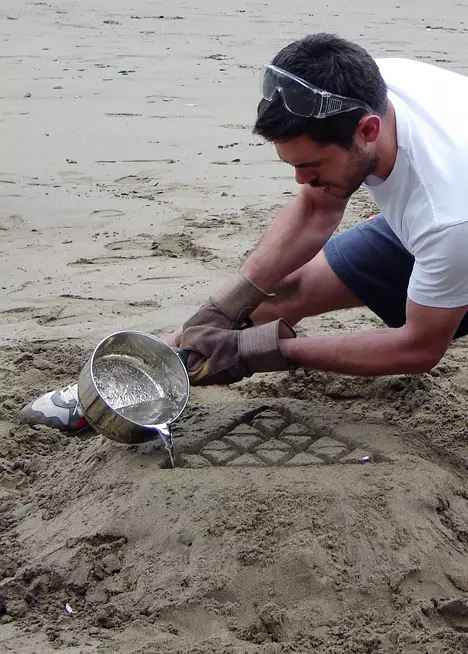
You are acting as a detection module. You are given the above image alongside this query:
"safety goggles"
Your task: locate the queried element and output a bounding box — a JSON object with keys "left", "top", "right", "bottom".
{"left": 261, "top": 64, "right": 369, "bottom": 119}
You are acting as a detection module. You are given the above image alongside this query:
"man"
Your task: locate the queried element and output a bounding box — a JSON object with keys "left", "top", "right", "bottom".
{"left": 23, "top": 33, "right": 468, "bottom": 431}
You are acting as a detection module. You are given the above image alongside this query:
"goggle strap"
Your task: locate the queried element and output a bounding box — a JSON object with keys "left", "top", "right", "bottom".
{"left": 320, "top": 95, "right": 362, "bottom": 118}
{"left": 327, "top": 96, "right": 344, "bottom": 113}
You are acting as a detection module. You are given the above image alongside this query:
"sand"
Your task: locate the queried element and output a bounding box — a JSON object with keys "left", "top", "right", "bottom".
{"left": 2, "top": 0, "right": 468, "bottom": 652}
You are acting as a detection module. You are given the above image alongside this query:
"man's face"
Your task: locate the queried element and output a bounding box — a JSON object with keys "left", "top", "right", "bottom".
{"left": 275, "top": 133, "right": 378, "bottom": 199}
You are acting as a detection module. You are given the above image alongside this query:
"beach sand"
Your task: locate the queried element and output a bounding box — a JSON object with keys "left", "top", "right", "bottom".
{"left": 2, "top": 1, "right": 468, "bottom": 652}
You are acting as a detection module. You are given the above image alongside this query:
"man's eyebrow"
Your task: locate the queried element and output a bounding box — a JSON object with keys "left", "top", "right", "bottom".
{"left": 278, "top": 154, "right": 322, "bottom": 168}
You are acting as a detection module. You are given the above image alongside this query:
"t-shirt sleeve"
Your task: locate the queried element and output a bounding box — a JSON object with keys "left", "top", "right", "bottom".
{"left": 408, "top": 222, "right": 468, "bottom": 308}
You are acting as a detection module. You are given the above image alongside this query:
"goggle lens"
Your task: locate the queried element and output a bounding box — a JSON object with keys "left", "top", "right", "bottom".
{"left": 261, "top": 65, "right": 366, "bottom": 119}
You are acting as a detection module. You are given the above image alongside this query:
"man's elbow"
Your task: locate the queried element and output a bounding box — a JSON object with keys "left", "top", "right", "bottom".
{"left": 407, "top": 348, "right": 444, "bottom": 374}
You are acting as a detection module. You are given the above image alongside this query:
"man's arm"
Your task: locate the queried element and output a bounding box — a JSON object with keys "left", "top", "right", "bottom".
{"left": 240, "top": 185, "right": 347, "bottom": 292}
{"left": 165, "top": 186, "right": 347, "bottom": 348}
{"left": 280, "top": 299, "right": 467, "bottom": 375}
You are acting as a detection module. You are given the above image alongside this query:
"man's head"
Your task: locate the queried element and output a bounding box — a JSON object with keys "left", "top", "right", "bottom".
{"left": 254, "top": 34, "right": 389, "bottom": 198}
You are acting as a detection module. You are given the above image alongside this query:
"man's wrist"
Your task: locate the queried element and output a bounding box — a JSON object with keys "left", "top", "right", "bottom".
{"left": 278, "top": 336, "right": 297, "bottom": 364}
{"left": 240, "top": 319, "right": 296, "bottom": 373}
{"left": 238, "top": 272, "right": 275, "bottom": 298}
{"left": 211, "top": 272, "right": 274, "bottom": 323}
{"left": 239, "top": 260, "right": 279, "bottom": 296}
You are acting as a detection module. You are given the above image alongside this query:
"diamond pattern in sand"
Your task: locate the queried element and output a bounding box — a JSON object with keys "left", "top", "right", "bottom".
{"left": 180, "top": 409, "right": 373, "bottom": 468}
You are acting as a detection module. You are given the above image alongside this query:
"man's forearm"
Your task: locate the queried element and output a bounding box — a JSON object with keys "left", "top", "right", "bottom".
{"left": 280, "top": 327, "right": 440, "bottom": 376}
{"left": 240, "top": 190, "right": 345, "bottom": 292}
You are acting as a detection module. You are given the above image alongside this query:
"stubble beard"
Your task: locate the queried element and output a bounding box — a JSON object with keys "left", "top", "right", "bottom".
{"left": 339, "top": 148, "right": 379, "bottom": 199}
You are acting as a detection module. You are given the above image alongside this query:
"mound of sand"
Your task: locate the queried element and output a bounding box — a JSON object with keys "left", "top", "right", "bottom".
{"left": 2, "top": 341, "right": 468, "bottom": 653}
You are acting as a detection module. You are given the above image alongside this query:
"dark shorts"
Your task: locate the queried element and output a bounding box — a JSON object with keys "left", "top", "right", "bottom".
{"left": 323, "top": 213, "right": 468, "bottom": 339}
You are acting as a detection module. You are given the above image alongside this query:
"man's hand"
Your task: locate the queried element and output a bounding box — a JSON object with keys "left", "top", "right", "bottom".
{"left": 173, "top": 272, "right": 274, "bottom": 348}
{"left": 179, "top": 319, "right": 296, "bottom": 386}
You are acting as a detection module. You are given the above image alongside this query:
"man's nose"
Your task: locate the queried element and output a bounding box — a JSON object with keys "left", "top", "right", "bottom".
{"left": 295, "top": 168, "right": 316, "bottom": 185}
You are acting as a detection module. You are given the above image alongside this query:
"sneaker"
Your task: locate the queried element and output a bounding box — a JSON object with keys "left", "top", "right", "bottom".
{"left": 21, "top": 383, "right": 89, "bottom": 432}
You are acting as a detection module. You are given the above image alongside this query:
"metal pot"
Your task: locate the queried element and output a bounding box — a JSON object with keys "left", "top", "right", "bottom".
{"left": 77, "top": 330, "right": 189, "bottom": 446}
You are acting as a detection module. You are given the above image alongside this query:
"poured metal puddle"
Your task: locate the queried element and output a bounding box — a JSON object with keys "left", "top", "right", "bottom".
{"left": 93, "top": 355, "right": 178, "bottom": 467}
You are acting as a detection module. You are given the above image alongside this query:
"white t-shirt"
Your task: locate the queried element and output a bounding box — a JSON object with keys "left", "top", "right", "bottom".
{"left": 363, "top": 58, "right": 468, "bottom": 308}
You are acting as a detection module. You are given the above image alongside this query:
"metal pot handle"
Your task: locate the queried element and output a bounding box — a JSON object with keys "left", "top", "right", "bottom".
{"left": 177, "top": 348, "right": 191, "bottom": 369}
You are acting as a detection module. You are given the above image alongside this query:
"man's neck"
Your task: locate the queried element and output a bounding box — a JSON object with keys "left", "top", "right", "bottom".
{"left": 373, "top": 100, "right": 398, "bottom": 181}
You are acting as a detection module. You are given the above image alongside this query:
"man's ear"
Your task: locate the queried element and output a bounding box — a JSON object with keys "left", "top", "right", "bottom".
{"left": 356, "top": 114, "right": 381, "bottom": 146}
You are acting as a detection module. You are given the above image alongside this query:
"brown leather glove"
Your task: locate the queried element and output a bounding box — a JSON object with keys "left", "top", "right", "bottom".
{"left": 179, "top": 319, "right": 296, "bottom": 386}
{"left": 174, "top": 272, "right": 274, "bottom": 347}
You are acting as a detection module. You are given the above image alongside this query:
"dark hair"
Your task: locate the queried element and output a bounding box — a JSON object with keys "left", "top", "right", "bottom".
{"left": 254, "top": 33, "right": 387, "bottom": 149}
